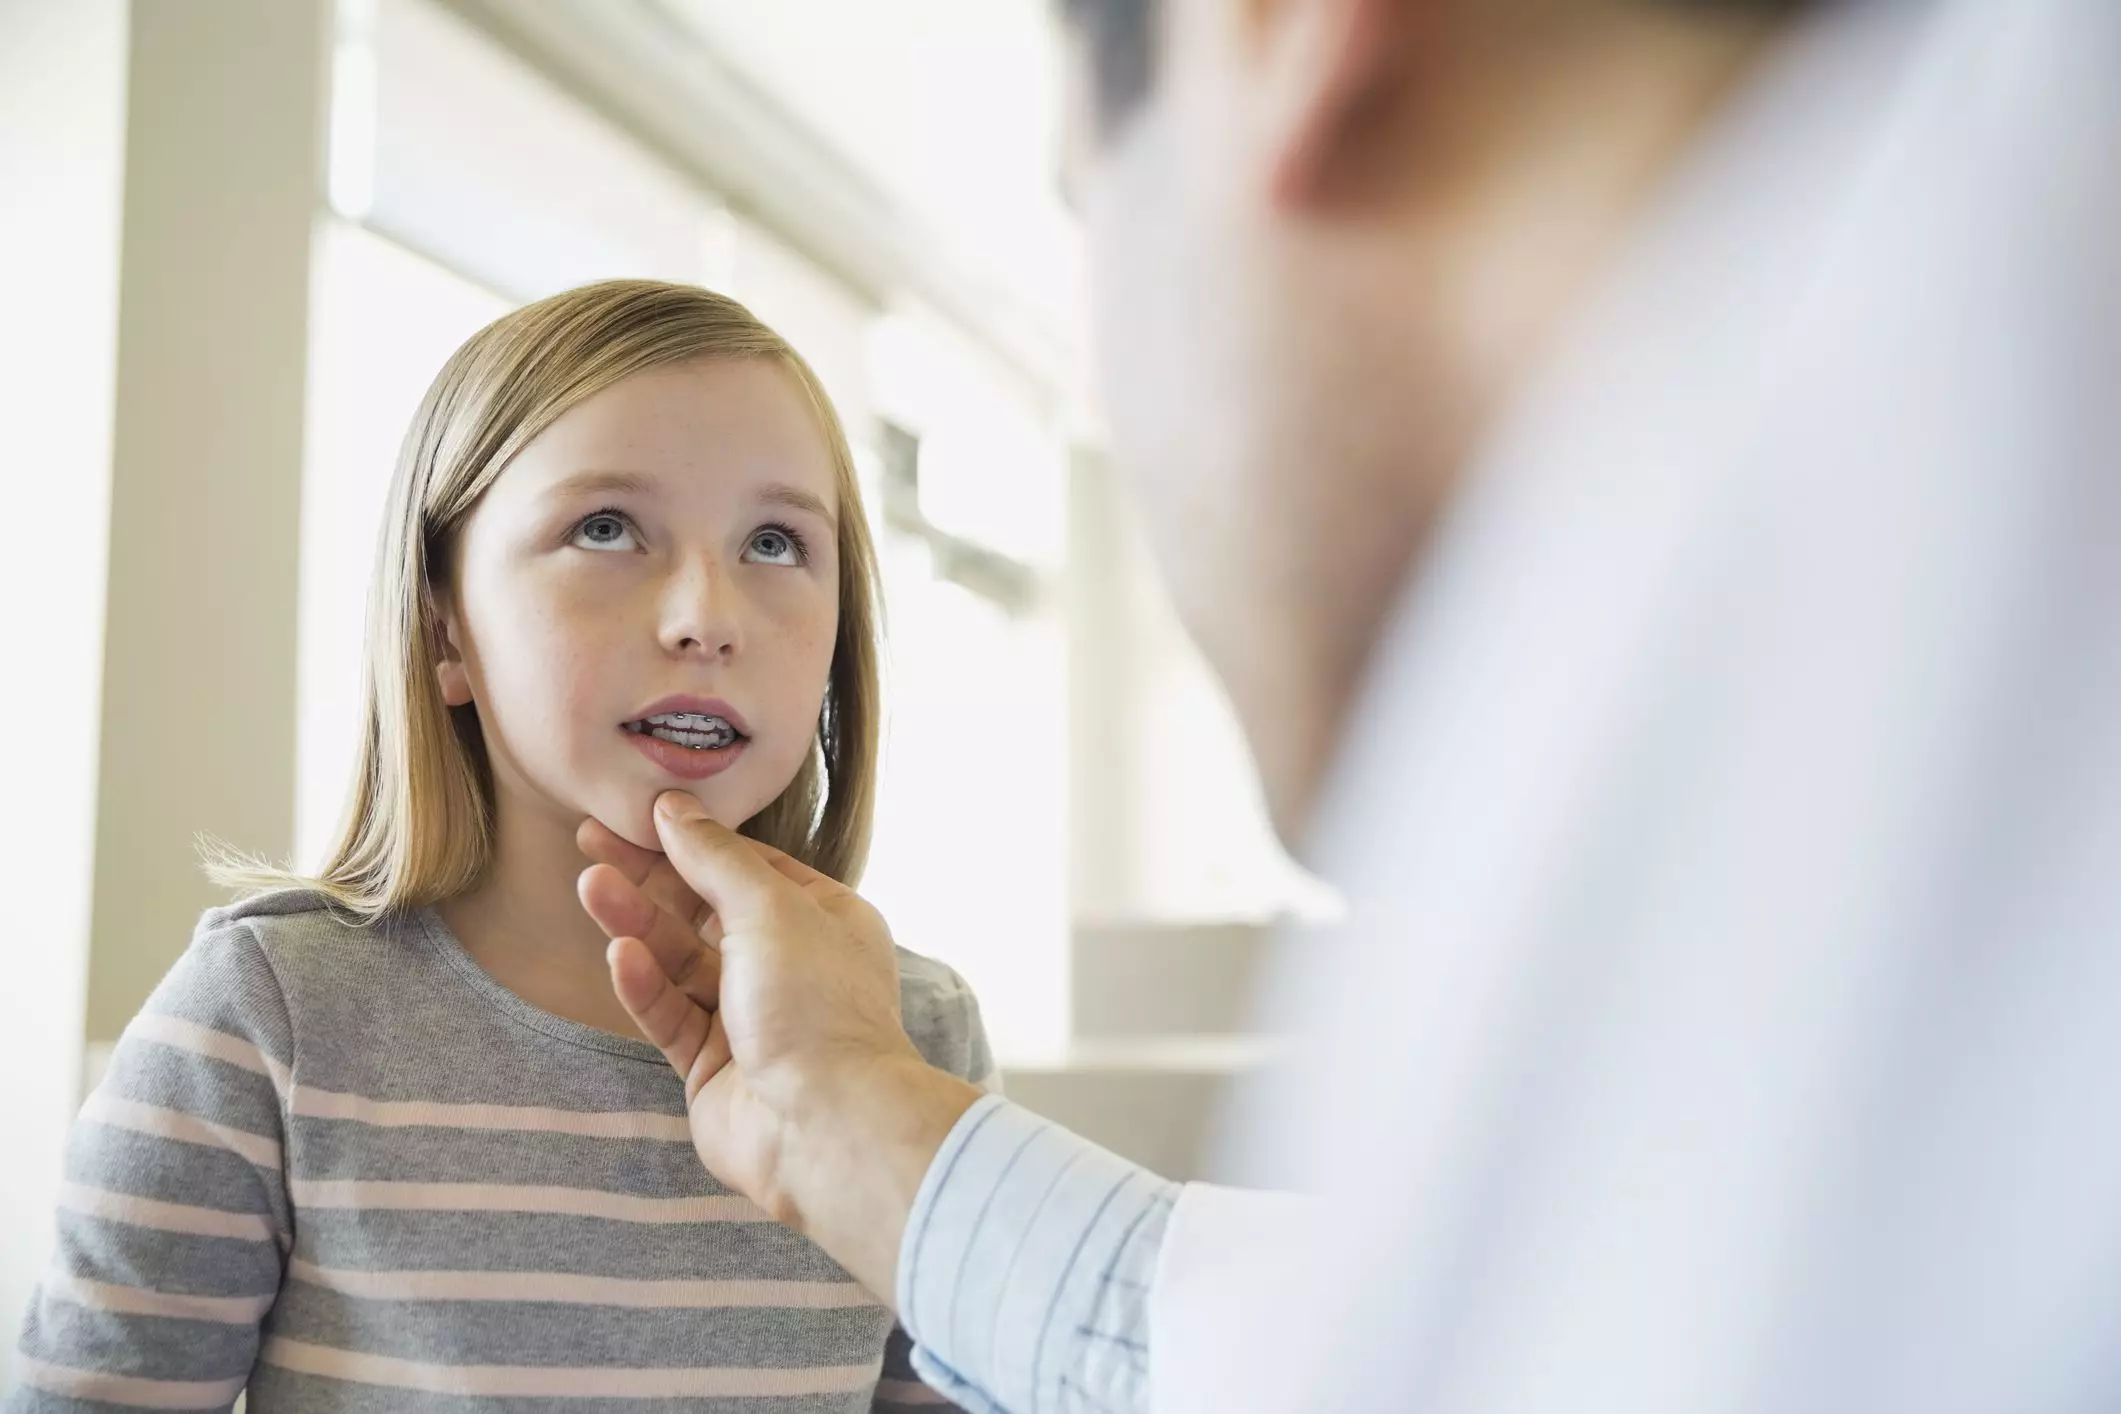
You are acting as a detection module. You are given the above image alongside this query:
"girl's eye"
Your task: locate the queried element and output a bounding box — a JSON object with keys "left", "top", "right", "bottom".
{"left": 743, "top": 524, "right": 807, "bottom": 567}
{"left": 570, "top": 512, "right": 640, "bottom": 552}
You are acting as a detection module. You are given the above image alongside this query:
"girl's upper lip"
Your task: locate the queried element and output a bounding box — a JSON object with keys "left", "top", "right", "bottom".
{"left": 627, "top": 694, "right": 751, "bottom": 735}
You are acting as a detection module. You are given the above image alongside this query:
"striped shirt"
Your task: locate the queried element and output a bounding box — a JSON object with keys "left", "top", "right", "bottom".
{"left": 10, "top": 889, "right": 995, "bottom": 1412}
{"left": 896, "top": 1098, "right": 1177, "bottom": 1414}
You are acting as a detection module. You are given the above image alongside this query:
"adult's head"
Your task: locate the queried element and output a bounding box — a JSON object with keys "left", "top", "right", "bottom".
{"left": 1056, "top": 0, "right": 1811, "bottom": 836}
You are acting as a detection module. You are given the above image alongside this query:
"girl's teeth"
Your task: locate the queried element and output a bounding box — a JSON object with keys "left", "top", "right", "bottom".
{"left": 645, "top": 724, "right": 738, "bottom": 751}
{"left": 629, "top": 712, "right": 743, "bottom": 750}
{"left": 650, "top": 712, "right": 731, "bottom": 731}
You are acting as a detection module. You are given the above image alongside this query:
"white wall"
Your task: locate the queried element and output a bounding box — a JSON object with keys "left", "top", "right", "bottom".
{"left": 360, "top": 0, "right": 716, "bottom": 302}
{"left": 84, "top": 0, "right": 331, "bottom": 1044}
{"left": 0, "top": 0, "right": 128, "bottom": 1367}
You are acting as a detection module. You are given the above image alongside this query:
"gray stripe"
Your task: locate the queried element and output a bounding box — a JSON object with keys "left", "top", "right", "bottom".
{"left": 99, "top": 1047, "right": 283, "bottom": 1143}
{"left": 288, "top": 1124, "right": 709, "bottom": 1192}
{"left": 21, "top": 1298, "right": 257, "bottom": 1381}
{"left": 52, "top": 1218, "right": 274, "bottom": 1295}
{"left": 268, "top": 1284, "right": 890, "bottom": 1370}
{"left": 248, "top": 1365, "right": 878, "bottom": 1414}
{"left": 289, "top": 1210, "right": 853, "bottom": 1283}
{"left": 63, "top": 1126, "right": 271, "bottom": 1209}
{"left": 52, "top": 1221, "right": 277, "bottom": 1302}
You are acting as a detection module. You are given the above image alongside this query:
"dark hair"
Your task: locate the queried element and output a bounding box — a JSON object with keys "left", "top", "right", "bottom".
{"left": 1060, "top": 0, "right": 1818, "bottom": 142}
{"left": 1059, "top": 0, "right": 1159, "bottom": 139}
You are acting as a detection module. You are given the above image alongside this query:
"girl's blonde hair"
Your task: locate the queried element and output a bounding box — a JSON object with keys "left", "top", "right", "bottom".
{"left": 217, "top": 279, "right": 881, "bottom": 917}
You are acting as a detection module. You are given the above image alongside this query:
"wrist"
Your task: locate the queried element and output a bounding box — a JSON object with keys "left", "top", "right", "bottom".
{"left": 776, "top": 1050, "right": 985, "bottom": 1303}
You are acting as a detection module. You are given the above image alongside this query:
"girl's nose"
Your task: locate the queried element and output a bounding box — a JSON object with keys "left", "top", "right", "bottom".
{"left": 660, "top": 557, "right": 743, "bottom": 660}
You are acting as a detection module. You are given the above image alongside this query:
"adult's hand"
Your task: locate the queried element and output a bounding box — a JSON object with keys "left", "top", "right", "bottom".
{"left": 576, "top": 791, "right": 984, "bottom": 1302}
{"left": 575, "top": 814, "right": 726, "bottom": 1000}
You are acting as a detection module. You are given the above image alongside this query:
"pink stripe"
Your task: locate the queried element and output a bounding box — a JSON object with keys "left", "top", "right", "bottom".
{"left": 291, "top": 1086, "right": 690, "bottom": 1141}
{"left": 876, "top": 1376, "right": 957, "bottom": 1404}
{"left": 45, "top": 1269, "right": 275, "bottom": 1324}
{"left": 14, "top": 1355, "right": 247, "bottom": 1409}
{"left": 81, "top": 1093, "right": 281, "bottom": 1171}
{"left": 259, "top": 1337, "right": 880, "bottom": 1398}
{"left": 128, "top": 1015, "right": 289, "bottom": 1095}
{"left": 289, "top": 1179, "right": 769, "bottom": 1223}
{"left": 287, "top": 1259, "right": 873, "bottom": 1309}
{"left": 58, "top": 1183, "right": 274, "bottom": 1243}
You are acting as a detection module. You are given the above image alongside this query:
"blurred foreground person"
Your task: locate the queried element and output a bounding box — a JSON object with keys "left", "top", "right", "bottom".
{"left": 585, "top": 0, "right": 2121, "bottom": 1409}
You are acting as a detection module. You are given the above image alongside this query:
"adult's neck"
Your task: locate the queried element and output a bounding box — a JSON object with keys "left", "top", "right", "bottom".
{"left": 1410, "top": 0, "right": 1788, "bottom": 397}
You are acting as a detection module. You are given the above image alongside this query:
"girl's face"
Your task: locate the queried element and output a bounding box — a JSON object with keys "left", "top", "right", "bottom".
{"left": 436, "top": 357, "right": 842, "bottom": 852}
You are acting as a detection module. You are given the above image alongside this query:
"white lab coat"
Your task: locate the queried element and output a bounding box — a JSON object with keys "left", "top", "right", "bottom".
{"left": 1151, "top": 0, "right": 2121, "bottom": 1408}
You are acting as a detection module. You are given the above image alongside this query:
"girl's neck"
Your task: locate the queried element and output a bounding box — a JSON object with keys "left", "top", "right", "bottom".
{"left": 435, "top": 796, "right": 647, "bottom": 1042}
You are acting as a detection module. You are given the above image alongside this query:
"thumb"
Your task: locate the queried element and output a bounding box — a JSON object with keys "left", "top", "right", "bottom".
{"left": 650, "top": 791, "right": 786, "bottom": 929}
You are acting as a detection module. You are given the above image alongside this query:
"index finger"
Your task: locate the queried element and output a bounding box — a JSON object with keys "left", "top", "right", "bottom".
{"left": 650, "top": 792, "right": 795, "bottom": 928}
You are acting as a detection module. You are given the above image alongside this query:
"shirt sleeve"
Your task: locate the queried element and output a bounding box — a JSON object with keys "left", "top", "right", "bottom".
{"left": 8, "top": 920, "right": 294, "bottom": 1411}
{"left": 872, "top": 978, "right": 1003, "bottom": 1413}
{"left": 895, "top": 1096, "right": 1178, "bottom": 1414}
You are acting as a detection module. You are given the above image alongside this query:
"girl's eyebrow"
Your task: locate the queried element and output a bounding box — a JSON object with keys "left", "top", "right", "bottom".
{"left": 546, "top": 469, "right": 658, "bottom": 501}
{"left": 760, "top": 483, "right": 837, "bottom": 529}
{"left": 545, "top": 470, "right": 834, "bottom": 528}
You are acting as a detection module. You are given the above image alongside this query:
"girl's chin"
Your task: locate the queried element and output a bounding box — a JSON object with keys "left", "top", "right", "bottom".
{"left": 593, "top": 788, "right": 752, "bottom": 854}
{"left": 601, "top": 809, "right": 664, "bottom": 854}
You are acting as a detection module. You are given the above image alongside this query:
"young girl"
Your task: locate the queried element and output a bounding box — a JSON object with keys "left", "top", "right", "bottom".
{"left": 11, "top": 281, "right": 994, "bottom": 1411}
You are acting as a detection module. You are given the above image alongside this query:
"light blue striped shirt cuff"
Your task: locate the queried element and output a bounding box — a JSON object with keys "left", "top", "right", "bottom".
{"left": 897, "top": 1095, "right": 1179, "bottom": 1414}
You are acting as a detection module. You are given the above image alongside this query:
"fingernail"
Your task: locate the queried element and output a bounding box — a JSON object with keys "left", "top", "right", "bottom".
{"left": 656, "top": 791, "right": 704, "bottom": 822}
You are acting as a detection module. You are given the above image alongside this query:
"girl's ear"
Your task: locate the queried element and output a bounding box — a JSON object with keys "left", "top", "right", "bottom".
{"left": 433, "top": 595, "right": 475, "bottom": 708}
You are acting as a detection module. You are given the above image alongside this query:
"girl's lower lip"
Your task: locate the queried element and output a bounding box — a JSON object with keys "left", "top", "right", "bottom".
{"left": 623, "top": 728, "right": 748, "bottom": 781}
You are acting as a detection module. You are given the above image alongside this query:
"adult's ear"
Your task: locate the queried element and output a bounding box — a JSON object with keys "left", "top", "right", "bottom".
{"left": 1249, "top": 0, "right": 1427, "bottom": 208}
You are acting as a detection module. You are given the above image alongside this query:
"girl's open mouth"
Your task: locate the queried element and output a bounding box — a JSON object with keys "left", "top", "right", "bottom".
{"left": 622, "top": 712, "right": 750, "bottom": 780}
{"left": 624, "top": 712, "right": 745, "bottom": 751}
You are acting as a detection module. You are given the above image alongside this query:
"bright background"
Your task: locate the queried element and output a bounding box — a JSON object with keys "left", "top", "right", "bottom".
{"left": 0, "top": 0, "right": 1330, "bottom": 1357}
